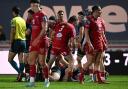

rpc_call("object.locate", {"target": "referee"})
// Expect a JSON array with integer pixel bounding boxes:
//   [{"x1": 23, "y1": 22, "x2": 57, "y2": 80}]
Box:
[{"x1": 8, "y1": 6, "x2": 26, "y2": 82}]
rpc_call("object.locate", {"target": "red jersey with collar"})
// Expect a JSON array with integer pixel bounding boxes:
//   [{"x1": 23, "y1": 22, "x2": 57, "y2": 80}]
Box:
[
  {"x1": 52, "y1": 22, "x2": 76, "y2": 49},
  {"x1": 31, "y1": 11, "x2": 47, "y2": 41},
  {"x1": 85, "y1": 15, "x2": 107, "y2": 51}
]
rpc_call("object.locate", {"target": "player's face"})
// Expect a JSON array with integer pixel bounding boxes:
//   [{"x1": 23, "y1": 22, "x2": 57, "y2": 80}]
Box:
[
  {"x1": 95, "y1": 9, "x2": 102, "y2": 17},
  {"x1": 57, "y1": 12, "x2": 64, "y2": 21},
  {"x1": 78, "y1": 15, "x2": 84, "y2": 22},
  {"x1": 74, "y1": 20, "x2": 78, "y2": 26},
  {"x1": 12, "y1": 11, "x2": 16, "y2": 17},
  {"x1": 48, "y1": 20, "x2": 56, "y2": 28},
  {"x1": 30, "y1": 3, "x2": 39, "y2": 11}
]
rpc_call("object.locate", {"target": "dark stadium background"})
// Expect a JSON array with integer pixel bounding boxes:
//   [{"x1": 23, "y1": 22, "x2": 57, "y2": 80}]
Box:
[{"x1": 0, "y1": 0, "x2": 127, "y2": 75}]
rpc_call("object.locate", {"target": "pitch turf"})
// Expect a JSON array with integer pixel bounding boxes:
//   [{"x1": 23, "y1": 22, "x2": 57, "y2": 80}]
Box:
[{"x1": 0, "y1": 75, "x2": 128, "y2": 89}]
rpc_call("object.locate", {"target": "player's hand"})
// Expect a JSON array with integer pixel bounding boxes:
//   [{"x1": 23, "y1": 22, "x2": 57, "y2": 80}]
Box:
[{"x1": 86, "y1": 42, "x2": 94, "y2": 54}]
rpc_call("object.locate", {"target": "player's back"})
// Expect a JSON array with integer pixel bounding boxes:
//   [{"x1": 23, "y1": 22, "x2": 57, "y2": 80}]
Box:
[{"x1": 11, "y1": 16, "x2": 26, "y2": 40}]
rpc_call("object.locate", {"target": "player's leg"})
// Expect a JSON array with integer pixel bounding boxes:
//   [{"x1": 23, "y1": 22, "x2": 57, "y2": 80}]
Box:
[
  {"x1": 24, "y1": 53, "x2": 30, "y2": 81},
  {"x1": 48, "y1": 54, "x2": 56, "y2": 69},
  {"x1": 8, "y1": 51, "x2": 20, "y2": 74},
  {"x1": 26, "y1": 51, "x2": 38, "y2": 87},
  {"x1": 17, "y1": 52, "x2": 25, "y2": 81},
  {"x1": 99, "y1": 51, "x2": 109, "y2": 82},
  {"x1": 94, "y1": 51, "x2": 104, "y2": 83},
  {"x1": 79, "y1": 54, "x2": 94, "y2": 84},
  {"x1": 8, "y1": 41, "x2": 21, "y2": 81},
  {"x1": 39, "y1": 54, "x2": 50, "y2": 87},
  {"x1": 16, "y1": 40, "x2": 27, "y2": 81},
  {"x1": 64, "y1": 53, "x2": 74, "y2": 81}
]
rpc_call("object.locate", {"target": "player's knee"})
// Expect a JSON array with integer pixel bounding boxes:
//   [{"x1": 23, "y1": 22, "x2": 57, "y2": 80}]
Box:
[{"x1": 8, "y1": 57, "x2": 14, "y2": 63}]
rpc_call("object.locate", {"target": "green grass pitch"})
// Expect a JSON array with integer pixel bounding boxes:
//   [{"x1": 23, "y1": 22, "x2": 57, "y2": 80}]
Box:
[{"x1": 0, "y1": 75, "x2": 128, "y2": 89}]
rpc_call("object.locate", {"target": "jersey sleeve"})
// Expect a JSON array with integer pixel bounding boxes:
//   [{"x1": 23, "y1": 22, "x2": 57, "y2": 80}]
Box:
[
  {"x1": 101, "y1": 19, "x2": 106, "y2": 32},
  {"x1": 70, "y1": 24, "x2": 76, "y2": 38},
  {"x1": 40, "y1": 13, "x2": 48, "y2": 23},
  {"x1": 84, "y1": 18, "x2": 90, "y2": 30},
  {"x1": 11, "y1": 19, "x2": 16, "y2": 28}
]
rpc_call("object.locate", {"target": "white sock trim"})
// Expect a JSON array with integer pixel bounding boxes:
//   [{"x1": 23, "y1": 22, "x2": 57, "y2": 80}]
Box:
[{"x1": 30, "y1": 77, "x2": 35, "y2": 83}]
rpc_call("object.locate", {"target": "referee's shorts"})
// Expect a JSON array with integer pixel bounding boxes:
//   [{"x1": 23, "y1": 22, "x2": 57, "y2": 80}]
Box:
[{"x1": 10, "y1": 39, "x2": 26, "y2": 53}]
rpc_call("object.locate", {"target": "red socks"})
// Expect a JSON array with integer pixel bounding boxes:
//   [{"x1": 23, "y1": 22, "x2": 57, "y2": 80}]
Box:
[
  {"x1": 29, "y1": 65, "x2": 36, "y2": 77},
  {"x1": 42, "y1": 65, "x2": 49, "y2": 78},
  {"x1": 94, "y1": 71, "x2": 104, "y2": 83}
]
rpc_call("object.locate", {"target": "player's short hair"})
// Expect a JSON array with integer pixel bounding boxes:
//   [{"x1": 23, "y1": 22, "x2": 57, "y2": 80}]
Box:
[
  {"x1": 84, "y1": 9, "x2": 92, "y2": 16},
  {"x1": 57, "y1": 10, "x2": 64, "y2": 15},
  {"x1": 92, "y1": 5, "x2": 101, "y2": 12},
  {"x1": 12, "y1": 6, "x2": 21, "y2": 15},
  {"x1": 30, "y1": 0, "x2": 40, "y2": 3},
  {"x1": 49, "y1": 16, "x2": 56, "y2": 21},
  {"x1": 68, "y1": 15, "x2": 78, "y2": 23},
  {"x1": 78, "y1": 11, "x2": 85, "y2": 16},
  {"x1": 27, "y1": 9, "x2": 34, "y2": 15}
]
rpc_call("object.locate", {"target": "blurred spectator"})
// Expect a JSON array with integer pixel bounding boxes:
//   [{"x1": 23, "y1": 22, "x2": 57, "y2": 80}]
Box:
[{"x1": 0, "y1": 25, "x2": 6, "y2": 41}]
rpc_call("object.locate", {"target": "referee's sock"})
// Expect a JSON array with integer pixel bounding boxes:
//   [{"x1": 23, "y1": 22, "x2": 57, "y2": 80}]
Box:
[
  {"x1": 19, "y1": 63, "x2": 25, "y2": 73},
  {"x1": 9, "y1": 60, "x2": 20, "y2": 73}
]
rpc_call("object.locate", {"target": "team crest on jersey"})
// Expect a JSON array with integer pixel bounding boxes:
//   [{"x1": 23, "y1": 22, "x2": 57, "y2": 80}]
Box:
[{"x1": 56, "y1": 32, "x2": 62, "y2": 38}]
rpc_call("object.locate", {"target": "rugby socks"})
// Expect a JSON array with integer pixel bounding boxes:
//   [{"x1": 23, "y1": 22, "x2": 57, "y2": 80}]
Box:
[
  {"x1": 100, "y1": 71, "x2": 105, "y2": 81},
  {"x1": 94, "y1": 71, "x2": 103, "y2": 83},
  {"x1": 79, "y1": 68, "x2": 85, "y2": 84},
  {"x1": 30, "y1": 65, "x2": 36, "y2": 77},
  {"x1": 30, "y1": 77, "x2": 35, "y2": 83},
  {"x1": 42, "y1": 64, "x2": 49, "y2": 79},
  {"x1": 19, "y1": 63, "x2": 25, "y2": 73},
  {"x1": 29, "y1": 65, "x2": 36, "y2": 82},
  {"x1": 9, "y1": 60, "x2": 20, "y2": 73},
  {"x1": 89, "y1": 69, "x2": 94, "y2": 81},
  {"x1": 89, "y1": 69, "x2": 93, "y2": 75}
]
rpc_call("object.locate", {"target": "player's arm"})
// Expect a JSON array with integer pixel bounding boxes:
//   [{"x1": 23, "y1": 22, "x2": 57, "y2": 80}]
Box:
[
  {"x1": 32, "y1": 15, "x2": 48, "y2": 46},
  {"x1": 69, "y1": 37, "x2": 76, "y2": 53},
  {"x1": 10, "y1": 19, "x2": 16, "y2": 44},
  {"x1": 50, "y1": 30, "x2": 55, "y2": 43},
  {"x1": 39, "y1": 15, "x2": 48, "y2": 37},
  {"x1": 77, "y1": 26, "x2": 84, "y2": 50},
  {"x1": 68, "y1": 26, "x2": 76, "y2": 53},
  {"x1": 102, "y1": 19, "x2": 108, "y2": 44},
  {"x1": 78, "y1": 26, "x2": 84, "y2": 43},
  {"x1": 84, "y1": 20, "x2": 94, "y2": 51},
  {"x1": 101, "y1": 19, "x2": 108, "y2": 49},
  {"x1": 84, "y1": 27, "x2": 94, "y2": 51},
  {"x1": 60, "y1": 57, "x2": 69, "y2": 67},
  {"x1": 26, "y1": 23, "x2": 32, "y2": 36}
]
